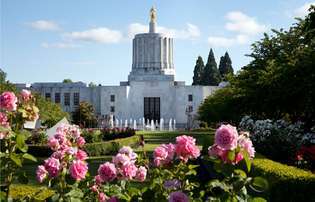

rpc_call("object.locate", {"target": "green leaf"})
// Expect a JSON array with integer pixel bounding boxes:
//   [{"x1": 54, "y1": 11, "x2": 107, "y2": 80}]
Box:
[
  {"x1": 188, "y1": 164, "x2": 199, "y2": 169},
  {"x1": 249, "y1": 197, "x2": 267, "y2": 202},
  {"x1": 242, "y1": 150, "x2": 251, "y2": 172},
  {"x1": 249, "y1": 177, "x2": 269, "y2": 193},
  {"x1": 227, "y1": 150, "x2": 235, "y2": 161},
  {"x1": 234, "y1": 169, "x2": 247, "y2": 178},
  {"x1": 16, "y1": 133, "x2": 28, "y2": 152},
  {"x1": 10, "y1": 153, "x2": 22, "y2": 167},
  {"x1": 22, "y1": 153, "x2": 37, "y2": 162},
  {"x1": 128, "y1": 187, "x2": 140, "y2": 196}
]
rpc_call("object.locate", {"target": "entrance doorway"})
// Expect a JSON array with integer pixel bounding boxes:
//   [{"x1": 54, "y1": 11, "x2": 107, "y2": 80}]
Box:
[{"x1": 144, "y1": 97, "x2": 160, "y2": 122}]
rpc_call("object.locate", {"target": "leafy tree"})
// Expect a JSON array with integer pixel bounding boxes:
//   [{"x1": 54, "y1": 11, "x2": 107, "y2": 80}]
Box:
[
  {"x1": 62, "y1": 79, "x2": 73, "y2": 83},
  {"x1": 0, "y1": 68, "x2": 17, "y2": 93},
  {"x1": 218, "y1": 52, "x2": 234, "y2": 79},
  {"x1": 192, "y1": 56, "x2": 205, "y2": 85},
  {"x1": 35, "y1": 93, "x2": 70, "y2": 127},
  {"x1": 198, "y1": 6, "x2": 315, "y2": 127},
  {"x1": 72, "y1": 101, "x2": 97, "y2": 128},
  {"x1": 88, "y1": 82, "x2": 97, "y2": 87},
  {"x1": 202, "y1": 49, "x2": 221, "y2": 85}
]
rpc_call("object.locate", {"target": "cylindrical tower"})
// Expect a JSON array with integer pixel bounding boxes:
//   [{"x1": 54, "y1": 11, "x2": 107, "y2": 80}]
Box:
[{"x1": 128, "y1": 7, "x2": 175, "y2": 81}]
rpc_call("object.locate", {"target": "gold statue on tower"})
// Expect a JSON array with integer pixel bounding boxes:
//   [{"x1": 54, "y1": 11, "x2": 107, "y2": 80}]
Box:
[{"x1": 150, "y1": 6, "x2": 157, "y2": 23}]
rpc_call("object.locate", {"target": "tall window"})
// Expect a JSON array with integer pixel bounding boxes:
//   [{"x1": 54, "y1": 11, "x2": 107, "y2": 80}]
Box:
[
  {"x1": 110, "y1": 106, "x2": 115, "y2": 113},
  {"x1": 64, "y1": 93, "x2": 70, "y2": 106},
  {"x1": 73, "y1": 93, "x2": 80, "y2": 106},
  {"x1": 188, "y1": 94, "x2": 193, "y2": 102},
  {"x1": 45, "y1": 93, "x2": 51, "y2": 101},
  {"x1": 110, "y1": 95, "x2": 115, "y2": 102},
  {"x1": 55, "y1": 93, "x2": 60, "y2": 103}
]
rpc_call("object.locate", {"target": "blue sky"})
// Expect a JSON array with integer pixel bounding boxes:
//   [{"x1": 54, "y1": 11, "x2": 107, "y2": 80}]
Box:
[{"x1": 1, "y1": 0, "x2": 314, "y2": 85}]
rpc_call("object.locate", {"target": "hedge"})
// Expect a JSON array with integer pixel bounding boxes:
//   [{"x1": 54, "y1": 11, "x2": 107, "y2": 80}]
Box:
[
  {"x1": 28, "y1": 135, "x2": 139, "y2": 157},
  {"x1": 252, "y1": 157, "x2": 315, "y2": 202},
  {"x1": 84, "y1": 135, "x2": 139, "y2": 156},
  {"x1": 9, "y1": 184, "x2": 54, "y2": 201}
]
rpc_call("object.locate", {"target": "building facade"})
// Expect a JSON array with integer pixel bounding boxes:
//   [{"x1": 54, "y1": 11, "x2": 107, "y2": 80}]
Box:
[{"x1": 17, "y1": 8, "x2": 219, "y2": 128}]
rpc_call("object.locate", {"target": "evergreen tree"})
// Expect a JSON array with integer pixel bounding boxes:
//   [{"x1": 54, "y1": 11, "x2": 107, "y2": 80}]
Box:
[
  {"x1": 202, "y1": 49, "x2": 221, "y2": 85},
  {"x1": 192, "y1": 56, "x2": 205, "y2": 85},
  {"x1": 218, "y1": 52, "x2": 234, "y2": 79}
]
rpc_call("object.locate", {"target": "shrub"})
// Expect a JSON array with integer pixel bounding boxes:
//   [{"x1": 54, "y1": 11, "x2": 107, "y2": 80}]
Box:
[
  {"x1": 9, "y1": 184, "x2": 54, "y2": 201},
  {"x1": 83, "y1": 136, "x2": 139, "y2": 156},
  {"x1": 252, "y1": 157, "x2": 315, "y2": 202},
  {"x1": 81, "y1": 128, "x2": 102, "y2": 143},
  {"x1": 25, "y1": 129, "x2": 47, "y2": 145},
  {"x1": 101, "y1": 127, "x2": 136, "y2": 141}
]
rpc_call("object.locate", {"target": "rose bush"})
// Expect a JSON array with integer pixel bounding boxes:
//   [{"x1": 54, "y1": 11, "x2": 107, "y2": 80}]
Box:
[
  {"x1": 0, "y1": 90, "x2": 38, "y2": 201},
  {"x1": 36, "y1": 123, "x2": 89, "y2": 201}
]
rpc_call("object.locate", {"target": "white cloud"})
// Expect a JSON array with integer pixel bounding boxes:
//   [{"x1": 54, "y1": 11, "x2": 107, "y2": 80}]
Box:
[
  {"x1": 28, "y1": 20, "x2": 60, "y2": 31},
  {"x1": 225, "y1": 11, "x2": 266, "y2": 35},
  {"x1": 207, "y1": 34, "x2": 249, "y2": 47},
  {"x1": 128, "y1": 23, "x2": 200, "y2": 40},
  {"x1": 293, "y1": 2, "x2": 315, "y2": 17},
  {"x1": 41, "y1": 42, "x2": 80, "y2": 49},
  {"x1": 64, "y1": 27, "x2": 123, "y2": 44}
]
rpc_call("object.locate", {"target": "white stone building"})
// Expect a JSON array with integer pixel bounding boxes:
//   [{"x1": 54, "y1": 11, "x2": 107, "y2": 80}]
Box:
[{"x1": 17, "y1": 8, "x2": 218, "y2": 128}]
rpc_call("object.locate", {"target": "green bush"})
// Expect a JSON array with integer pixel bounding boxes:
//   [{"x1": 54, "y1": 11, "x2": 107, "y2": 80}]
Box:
[
  {"x1": 83, "y1": 135, "x2": 139, "y2": 156},
  {"x1": 252, "y1": 157, "x2": 315, "y2": 202},
  {"x1": 9, "y1": 184, "x2": 54, "y2": 201}
]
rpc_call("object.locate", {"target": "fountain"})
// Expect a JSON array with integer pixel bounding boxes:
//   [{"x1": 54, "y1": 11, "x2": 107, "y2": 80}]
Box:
[
  {"x1": 115, "y1": 119, "x2": 119, "y2": 128},
  {"x1": 129, "y1": 119, "x2": 133, "y2": 127},
  {"x1": 173, "y1": 119, "x2": 176, "y2": 130},
  {"x1": 150, "y1": 120, "x2": 155, "y2": 131},
  {"x1": 109, "y1": 116, "x2": 114, "y2": 128},
  {"x1": 120, "y1": 119, "x2": 123, "y2": 129},
  {"x1": 169, "y1": 118, "x2": 173, "y2": 131},
  {"x1": 133, "y1": 120, "x2": 137, "y2": 130},
  {"x1": 160, "y1": 118, "x2": 164, "y2": 131},
  {"x1": 124, "y1": 120, "x2": 128, "y2": 128}
]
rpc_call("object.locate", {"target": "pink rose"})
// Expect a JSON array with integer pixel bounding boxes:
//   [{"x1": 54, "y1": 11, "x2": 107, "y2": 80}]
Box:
[
  {"x1": 169, "y1": 191, "x2": 189, "y2": 202},
  {"x1": 208, "y1": 144, "x2": 225, "y2": 158},
  {"x1": 69, "y1": 160, "x2": 88, "y2": 181},
  {"x1": 238, "y1": 135, "x2": 255, "y2": 158},
  {"x1": 119, "y1": 146, "x2": 137, "y2": 161},
  {"x1": 98, "y1": 162, "x2": 117, "y2": 182},
  {"x1": 234, "y1": 152, "x2": 244, "y2": 164},
  {"x1": 48, "y1": 137, "x2": 60, "y2": 151},
  {"x1": 44, "y1": 157, "x2": 61, "y2": 178},
  {"x1": 215, "y1": 124, "x2": 238, "y2": 150},
  {"x1": 90, "y1": 184, "x2": 98, "y2": 193},
  {"x1": 112, "y1": 153, "x2": 130, "y2": 167},
  {"x1": 108, "y1": 197, "x2": 119, "y2": 202},
  {"x1": 135, "y1": 166, "x2": 147, "y2": 182},
  {"x1": 77, "y1": 136, "x2": 86, "y2": 147},
  {"x1": 95, "y1": 175, "x2": 103, "y2": 184},
  {"x1": 98, "y1": 192, "x2": 107, "y2": 202},
  {"x1": 65, "y1": 147, "x2": 78, "y2": 155},
  {"x1": 154, "y1": 143, "x2": 175, "y2": 167},
  {"x1": 0, "y1": 112, "x2": 10, "y2": 139},
  {"x1": 21, "y1": 89, "x2": 31, "y2": 101},
  {"x1": 0, "y1": 91, "x2": 17, "y2": 111},
  {"x1": 120, "y1": 162, "x2": 137, "y2": 180},
  {"x1": 175, "y1": 135, "x2": 200, "y2": 162},
  {"x1": 36, "y1": 165, "x2": 48, "y2": 183},
  {"x1": 51, "y1": 150, "x2": 65, "y2": 160},
  {"x1": 76, "y1": 149, "x2": 88, "y2": 160}
]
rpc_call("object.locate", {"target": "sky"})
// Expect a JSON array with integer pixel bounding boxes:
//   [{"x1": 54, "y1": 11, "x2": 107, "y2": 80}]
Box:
[{"x1": 1, "y1": 0, "x2": 314, "y2": 85}]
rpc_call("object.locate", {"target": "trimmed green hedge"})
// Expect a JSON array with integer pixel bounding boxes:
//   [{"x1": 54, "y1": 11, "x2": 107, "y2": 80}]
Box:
[
  {"x1": 252, "y1": 157, "x2": 315, "y2": 202},
  {"x1": 9, "y1": 184, "x2": 54, "y2": 201},
  {"x1": 28, "y1": 135, "x2": 139, "y2": 157},
  {"x1": 83, "y1": 135, "x2": 139, "y2": 156}
]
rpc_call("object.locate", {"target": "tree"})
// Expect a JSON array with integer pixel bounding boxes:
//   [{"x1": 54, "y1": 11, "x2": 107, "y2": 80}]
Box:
[
  {"x1": 63, "y1": 79, "x2": 73, "y2": 83},
  {"x1": 88, "y1": 82, "x2": 97, "y2": 87},
  {"x1": 218, "y1": 52, "x2": 234, "y2": 79},
  {"x1": 0, "y1": 68, "x2": 17, "y2": 93},
  {"x1": 192, "y1": 56, "x2": 205, "y2": 85},
  {"x1": 202, "y1": 49, "x2": 221, "y2": 85},
  {"x1": 72, "y1": 101, "x2": 98, "y2": 128},
  {"x1": 35, "y1": 93, "x2": 70, "y2": 127},
  {"x1": 198, "y1": 6, "x2": 315, "y2": 127}
]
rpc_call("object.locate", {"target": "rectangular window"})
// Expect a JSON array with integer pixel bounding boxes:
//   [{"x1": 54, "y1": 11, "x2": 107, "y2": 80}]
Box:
[
  {"x1": 55, "y1": 93, "x2": 60, "y2": 103},
  {"x1": 73, "y1": 93, "x2": 80, "y2": 106},
  {"x1": 188, "y1": 94, "x2": 193, "y2": 102},
  {"x1": 64, "y1": 93, "x2": 70, "y2": 106},
  {"x1": 110, "y1": 106, "x2": 115, "y2": 113},
  {"x1": 45, "y1": 93, "x2": 51, "y2": 101},
  {"x1": 110, "y1": 95, "x2": 115, "y2": 102}
]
